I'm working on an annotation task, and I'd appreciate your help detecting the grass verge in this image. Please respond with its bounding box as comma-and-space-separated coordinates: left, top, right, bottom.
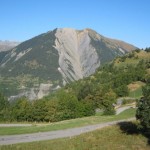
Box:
0, 121, 149, 150
0, 108, 136, 135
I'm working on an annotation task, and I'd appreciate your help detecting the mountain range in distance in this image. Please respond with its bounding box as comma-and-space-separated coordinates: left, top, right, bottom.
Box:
0, 28, 137, 100
0, 40, 20, 52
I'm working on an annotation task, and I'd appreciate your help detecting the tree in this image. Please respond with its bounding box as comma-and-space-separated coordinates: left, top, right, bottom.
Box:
0, 92, 9, 110
80, 95, 95, 116
93, 89, 104, 108
0, 92, 9, 121
145, 47, 150, 52
32, 99, 47, 122
114, 84, 129, 97
57, 90, 80, 120
77, 83, 92, 100
136, 79, 150, 130
102, 89, 117, 115
11, 97, 32, 122
44, 99, 59, 122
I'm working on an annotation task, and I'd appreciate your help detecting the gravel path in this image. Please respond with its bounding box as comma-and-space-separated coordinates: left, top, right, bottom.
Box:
0, 118, 135, 145
116, 106, 133, 115
0, 124, 32, 127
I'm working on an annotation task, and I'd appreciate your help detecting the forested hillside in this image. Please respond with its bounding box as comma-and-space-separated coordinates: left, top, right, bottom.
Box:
0, 49, 149, 122
0, 28, 136, 99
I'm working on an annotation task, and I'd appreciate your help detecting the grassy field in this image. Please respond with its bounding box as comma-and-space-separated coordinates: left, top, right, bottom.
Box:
0, 121, 149, 150
128, 81, 145, 99
129, 87, 143, 98
0, 108, 136, 135
116, 50, 150, 64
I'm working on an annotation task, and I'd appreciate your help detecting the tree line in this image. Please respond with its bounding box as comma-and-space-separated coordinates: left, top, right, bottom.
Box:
0, 91, 95, 122
0, 50, 149, 122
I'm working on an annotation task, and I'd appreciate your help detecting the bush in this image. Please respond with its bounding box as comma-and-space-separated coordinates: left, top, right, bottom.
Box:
103, 107, 116, 115
136, 80, 150, 130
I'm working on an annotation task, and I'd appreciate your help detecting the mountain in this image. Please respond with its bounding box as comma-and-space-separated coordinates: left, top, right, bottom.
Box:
62, 49, 150, 105
1, 49, 149, 123
0, 41, 20, 63
0, 28, 137, 99
0, 40, 19, 52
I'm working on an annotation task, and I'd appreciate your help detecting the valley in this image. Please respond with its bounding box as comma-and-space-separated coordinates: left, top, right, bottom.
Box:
1, 0, 150, 149
0, 28, 149, 149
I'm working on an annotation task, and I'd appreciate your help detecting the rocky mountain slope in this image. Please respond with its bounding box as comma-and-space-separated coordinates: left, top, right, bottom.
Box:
0, 28, 137, 99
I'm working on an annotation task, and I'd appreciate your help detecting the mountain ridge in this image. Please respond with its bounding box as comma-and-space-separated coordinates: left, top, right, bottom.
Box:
0, 28, 137, 99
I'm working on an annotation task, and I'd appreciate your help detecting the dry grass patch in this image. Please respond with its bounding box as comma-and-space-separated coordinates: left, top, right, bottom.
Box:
128, 81, 145, 91
147, 68, 150, 75
137, 51, 150, 59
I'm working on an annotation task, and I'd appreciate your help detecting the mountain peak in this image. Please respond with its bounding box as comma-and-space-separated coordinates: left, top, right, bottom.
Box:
0, 28, 137, 99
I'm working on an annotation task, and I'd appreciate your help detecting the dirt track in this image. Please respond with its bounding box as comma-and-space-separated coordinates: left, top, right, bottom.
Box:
0, 118, 135, 145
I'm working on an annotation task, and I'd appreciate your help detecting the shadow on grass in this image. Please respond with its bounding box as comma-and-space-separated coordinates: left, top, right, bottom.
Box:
117, 121, 150, 145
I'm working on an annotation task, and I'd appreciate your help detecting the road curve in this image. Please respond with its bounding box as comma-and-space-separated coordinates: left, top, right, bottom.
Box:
0, 118, 135, 145
116, 106, 134, 115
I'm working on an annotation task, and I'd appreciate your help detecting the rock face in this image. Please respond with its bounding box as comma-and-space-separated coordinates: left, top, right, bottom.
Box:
0, 28, 137, 100
8, 83, 53, 101
55, 28, 100, 82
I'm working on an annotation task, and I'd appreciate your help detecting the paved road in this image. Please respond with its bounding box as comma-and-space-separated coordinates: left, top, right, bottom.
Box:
0, 118, 135, 145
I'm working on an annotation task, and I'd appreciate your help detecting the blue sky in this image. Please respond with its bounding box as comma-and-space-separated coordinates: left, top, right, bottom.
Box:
0, 0, 150, 48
